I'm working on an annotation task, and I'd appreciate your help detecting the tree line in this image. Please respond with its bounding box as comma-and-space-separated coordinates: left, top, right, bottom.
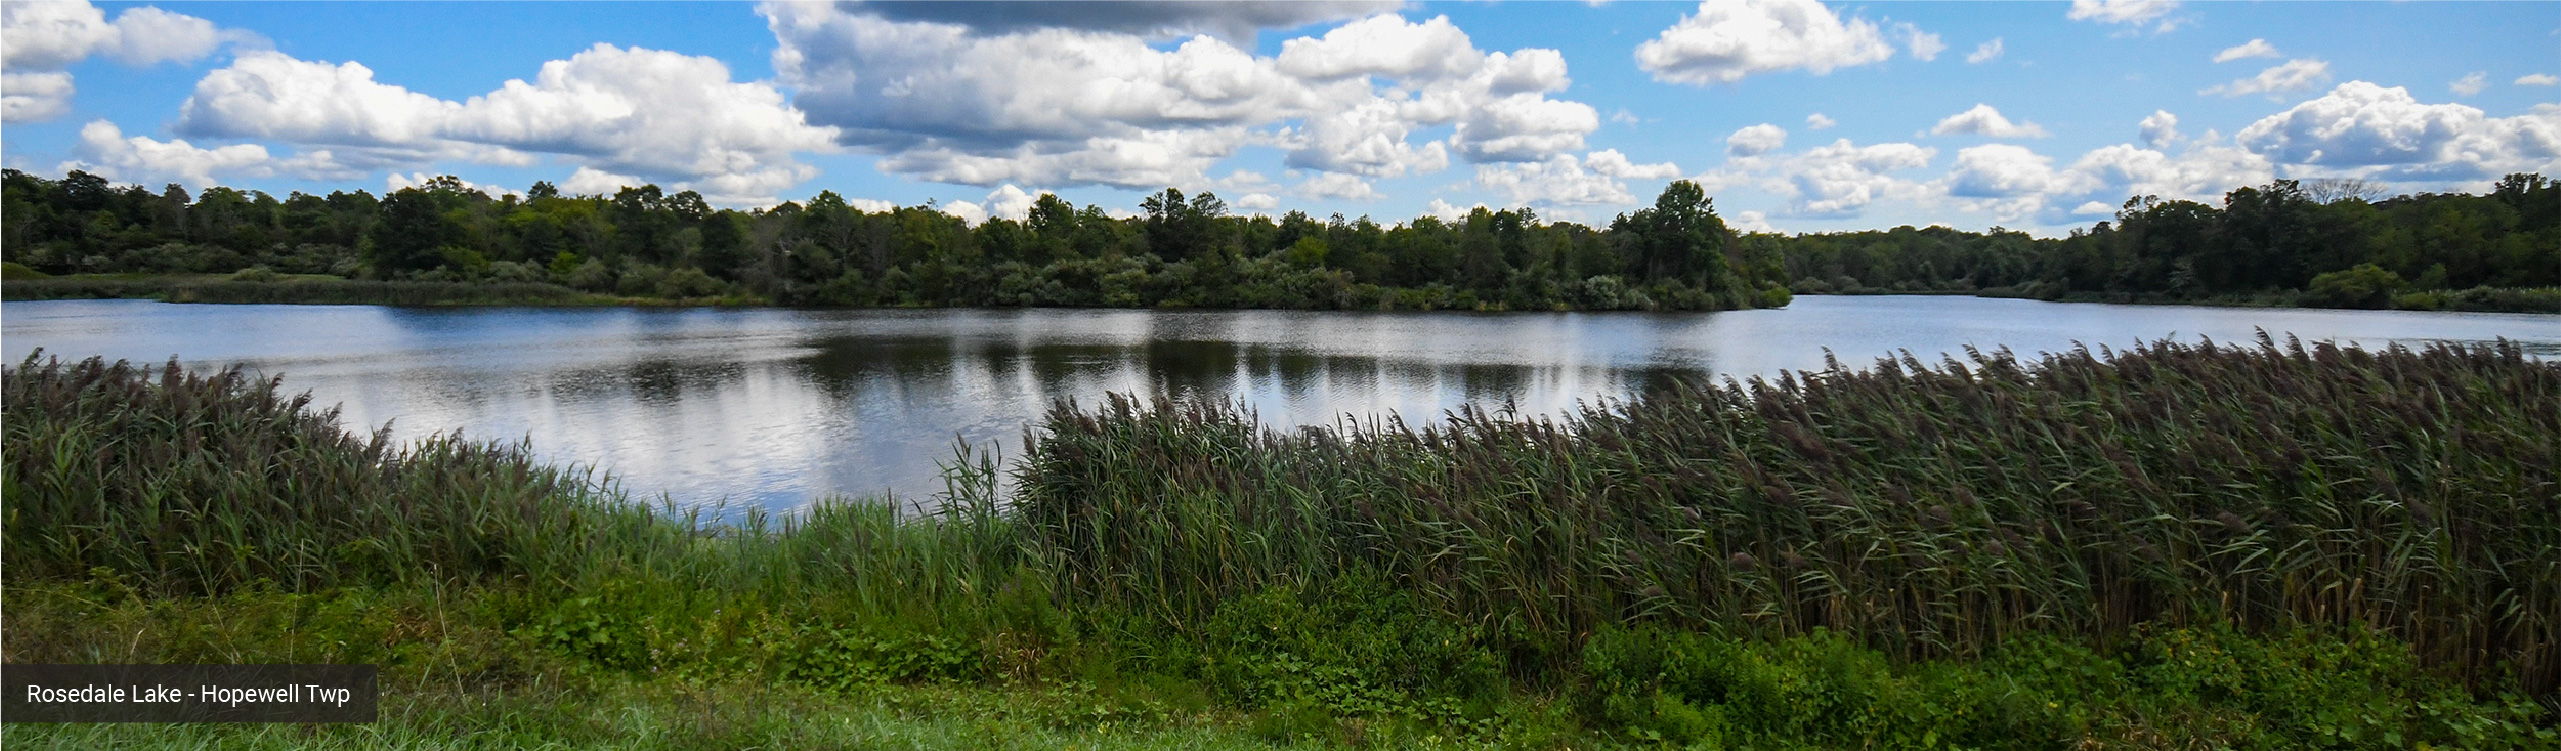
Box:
4, 168, 2553, 312
1781, 174, 2558, 310
0, 170, 1787, 312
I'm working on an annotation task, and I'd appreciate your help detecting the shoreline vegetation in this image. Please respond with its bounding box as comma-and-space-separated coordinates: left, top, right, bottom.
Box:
6, 169, 2558, 314
6, 338, 2557, 748
11, 268, 2561, 316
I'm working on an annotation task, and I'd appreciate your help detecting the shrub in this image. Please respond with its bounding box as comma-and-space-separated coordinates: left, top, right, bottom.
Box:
2305, 263, 2404, 308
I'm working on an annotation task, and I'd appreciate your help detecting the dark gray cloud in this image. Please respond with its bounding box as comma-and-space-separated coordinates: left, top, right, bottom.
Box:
850, 1, 1399, 42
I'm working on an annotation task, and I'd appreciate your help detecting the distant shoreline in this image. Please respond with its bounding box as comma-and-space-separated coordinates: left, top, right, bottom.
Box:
10, 272, 2557, 315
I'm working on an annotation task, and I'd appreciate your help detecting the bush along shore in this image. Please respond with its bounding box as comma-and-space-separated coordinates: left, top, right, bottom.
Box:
4, 339, 2558, 749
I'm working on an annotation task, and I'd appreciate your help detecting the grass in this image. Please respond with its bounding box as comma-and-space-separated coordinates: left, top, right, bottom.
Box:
4, 338, 2557, 747
2, 675, 1312, 750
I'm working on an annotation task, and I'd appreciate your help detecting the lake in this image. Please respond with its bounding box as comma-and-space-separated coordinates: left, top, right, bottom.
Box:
7, 295, 2556, 513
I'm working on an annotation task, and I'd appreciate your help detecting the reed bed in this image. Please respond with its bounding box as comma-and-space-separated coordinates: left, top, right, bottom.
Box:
8, 336, 2556, 702
1015, 335, 2561, 692
0, 350, 1023, 620
1, 352, 674, 593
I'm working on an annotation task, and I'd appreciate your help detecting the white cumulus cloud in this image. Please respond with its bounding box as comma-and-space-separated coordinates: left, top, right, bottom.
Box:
180, 52, 460, 147
2518, 73, 2559, 86
941, 200, 991, 225
445, 44, 840, 202
0, 1, 259, 122
2450, 72, 2489, 97
1805, 112, 1836, 130
947, 186, 1050, 225
1966, 38, 2004, 65
1634, 0, 1899, 85
1, 2, 242, 70
1899, 23, 1945, 62
562, 166, 644, 196
2139, 109, 2181, 148
1585, 149, 1682, 179
1276, 13, 1484, 82
982, 184, 1041, 221
1474, 153, 1639, 207
2, 71, 75, 122
2066, 0, 2183, 33
2202, 58, 2345, 98
1930, 104, 2050, 139
1940, 144, 2095, 220
2068, 138, 2274, 204
2212, 38, 2278, 63
175, 45, 839, 204
1946, 144, 2074, 197
2201, 59, 2331, 99
1297, 172, 1382, 200
1726, 123, 1789, 156
2234, 81, 2561, 182
1922, 135, 2272, 226
55, 119, 354, 189
1452, 90, 1601, 162
848, 1, 1398, 45
1770, 138, 1937, 217
766, 6, 1601, 188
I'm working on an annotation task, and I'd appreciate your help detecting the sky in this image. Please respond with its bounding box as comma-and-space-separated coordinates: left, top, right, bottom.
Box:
2, 0, 2556, 236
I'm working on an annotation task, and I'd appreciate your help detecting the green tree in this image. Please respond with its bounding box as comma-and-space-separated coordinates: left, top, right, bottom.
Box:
369, 188, 460, 274
1625, 180, 1733, 290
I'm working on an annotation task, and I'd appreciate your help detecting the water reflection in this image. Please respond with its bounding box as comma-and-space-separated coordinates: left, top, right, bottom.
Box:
6, 296, 2555, 513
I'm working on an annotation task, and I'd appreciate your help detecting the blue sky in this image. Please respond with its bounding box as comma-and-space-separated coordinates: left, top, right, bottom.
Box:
4, 1, 2555, 235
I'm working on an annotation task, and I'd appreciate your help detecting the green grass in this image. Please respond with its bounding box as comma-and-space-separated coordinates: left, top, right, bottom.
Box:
6, 579, 2550, 750
0, 679, 1315, 751
4, 339, 2557, 748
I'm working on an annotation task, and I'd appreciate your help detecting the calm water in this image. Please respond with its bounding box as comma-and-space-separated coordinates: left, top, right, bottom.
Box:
7, 296, 2556, 513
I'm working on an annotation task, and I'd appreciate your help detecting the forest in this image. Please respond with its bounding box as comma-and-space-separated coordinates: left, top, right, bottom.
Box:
1781, 173, 2561, 311
3, 168, 2555, 312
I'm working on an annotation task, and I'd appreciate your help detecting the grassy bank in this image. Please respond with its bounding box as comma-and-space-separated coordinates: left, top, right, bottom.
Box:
1787, 278, 2561, 314
0, 270, 760, 307
5, 342, 2557, 748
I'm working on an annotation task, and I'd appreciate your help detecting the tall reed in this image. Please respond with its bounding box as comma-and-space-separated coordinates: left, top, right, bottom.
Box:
0, 350, 1028, 620
1, 352, 679, 593
1014, 335, 2561, 692
9, 336, 2554, 695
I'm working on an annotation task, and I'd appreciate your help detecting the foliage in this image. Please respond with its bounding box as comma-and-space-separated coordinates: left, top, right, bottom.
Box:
1, 170, 1774, 312
2304, 263, 2405, 309
1772, 177, 2560, 311
14, 168, 2551, 311
1580, 624, 2558, 750
1191, 572, 1504, 716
